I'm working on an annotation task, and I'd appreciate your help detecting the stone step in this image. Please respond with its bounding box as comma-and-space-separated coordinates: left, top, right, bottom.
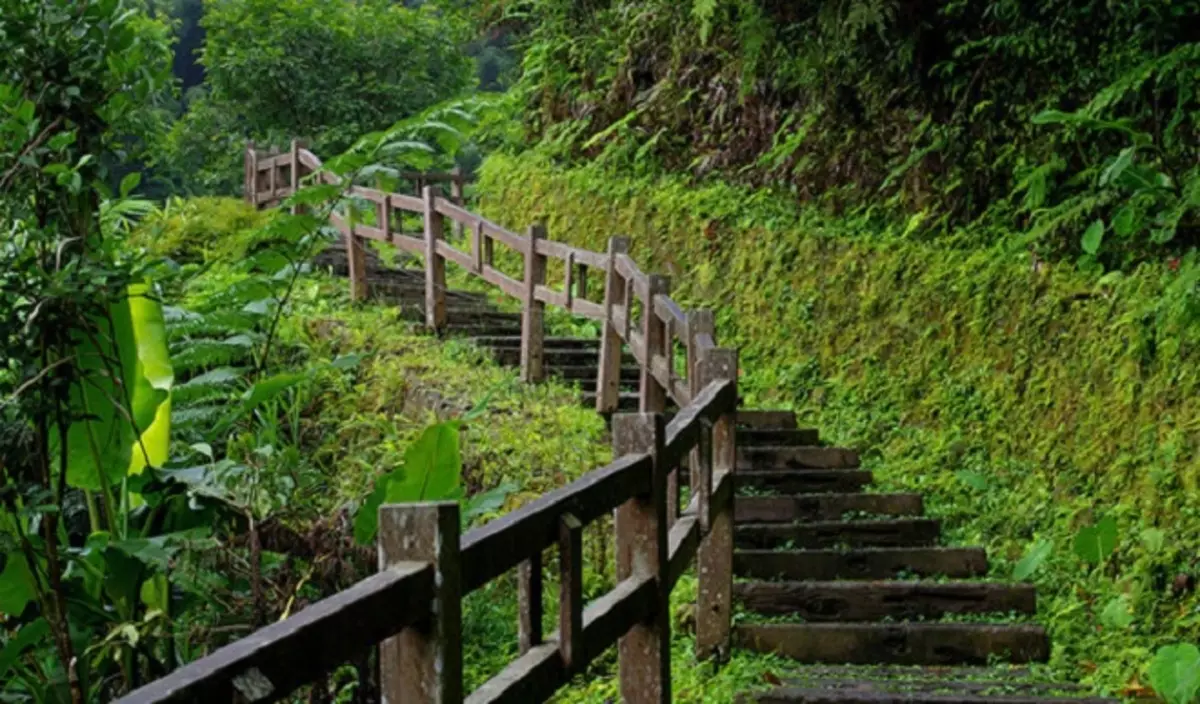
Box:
472, 336, 600, 349
445, 323, 523, 337
738, 428, 821, 446
774, 672, 1099, 700
735, 623, 1050, 665
737, 470, 874, 495
547, 365, 641, 383
739, 446, 861, 470
735, 493, 923, 523
490, 348, 633, 366
734, 581, 1036, 621
737, 410, 797, 429
734, 547, 989, 581
735, 519, 941, 550
751, 686, 1112, 703
398, 309, 519, 325
581, 391, 640, 411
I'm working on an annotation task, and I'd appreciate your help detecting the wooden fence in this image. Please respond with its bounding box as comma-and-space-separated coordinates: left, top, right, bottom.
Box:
117, 144, 741, 703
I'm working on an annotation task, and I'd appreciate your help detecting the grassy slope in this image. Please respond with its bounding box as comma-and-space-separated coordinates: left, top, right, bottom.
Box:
475, 152, 1200, 696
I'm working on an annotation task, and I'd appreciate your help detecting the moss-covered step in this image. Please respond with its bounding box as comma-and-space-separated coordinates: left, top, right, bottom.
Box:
738, 446, 862, 470
734, 493, 923, 523
737, 470, 875, 494
735, 519, 941, 550
738, 428, 822, 446
734, 580, 1036, 621
734, 547, 989, 581
735, 622, 1050, 665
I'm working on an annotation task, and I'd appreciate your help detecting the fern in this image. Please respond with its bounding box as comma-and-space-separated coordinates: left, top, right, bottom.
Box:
692, 0, 718, 45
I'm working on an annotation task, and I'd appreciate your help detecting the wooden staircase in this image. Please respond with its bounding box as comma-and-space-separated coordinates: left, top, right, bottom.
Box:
318, 245, 1109, 703
729, 416, 1112, 702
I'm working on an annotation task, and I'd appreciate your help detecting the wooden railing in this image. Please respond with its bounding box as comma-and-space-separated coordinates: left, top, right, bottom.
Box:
116, 144, 741, 703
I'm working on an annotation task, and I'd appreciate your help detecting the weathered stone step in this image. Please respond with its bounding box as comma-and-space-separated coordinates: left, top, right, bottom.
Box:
473, 336, 599, 349
547, 365, 641, 383
735, 493, 923, 523
398, 309, 520, 325
735, 623, 1050, 665
490, 348, 633, 366
734, 581, 1036, 621
737, 470, 874, 495
778, 674, 1095, 698
739, 446, 861, 470
750, 686, 1112, 703
738, 428, 821, 446
735, 519, 941, 550
737, 410, 797, 429
734, 547, 989, 581
445, 323, 522, 337
581, 391, 640, 411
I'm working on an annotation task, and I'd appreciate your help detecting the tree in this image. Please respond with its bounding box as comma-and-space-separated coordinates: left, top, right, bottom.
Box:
158, 0, 476, 194
0, 1, 175, 699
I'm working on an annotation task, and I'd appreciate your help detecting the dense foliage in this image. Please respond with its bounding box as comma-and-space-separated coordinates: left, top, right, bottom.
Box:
477, 151, 1200, 698
499, 0, 1200, 260
157, 0, 476, 194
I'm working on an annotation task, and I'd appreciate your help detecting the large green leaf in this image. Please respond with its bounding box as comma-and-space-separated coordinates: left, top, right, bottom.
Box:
1073, 516, 1118, 563
1012, 539, 1053, 581
1148, 643, 1200, 704
0, 618, 49, 679
389, 421, 463, 503
0, 552, 36, 616
353, 421, 463, 544
64, 283, 173, 490
242, 371, 307, 412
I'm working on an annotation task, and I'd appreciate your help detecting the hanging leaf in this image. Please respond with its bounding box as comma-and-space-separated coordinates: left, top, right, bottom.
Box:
1013, 539, 1054, 580
0, 552, 37, 616
1081, 219, 1105, 255
1073, 516, 1119, 563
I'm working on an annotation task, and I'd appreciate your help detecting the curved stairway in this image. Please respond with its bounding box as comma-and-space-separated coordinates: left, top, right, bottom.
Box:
319, 247, 1109, 703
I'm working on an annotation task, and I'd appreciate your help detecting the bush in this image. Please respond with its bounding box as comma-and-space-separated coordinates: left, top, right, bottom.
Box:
131, 196, 274, 263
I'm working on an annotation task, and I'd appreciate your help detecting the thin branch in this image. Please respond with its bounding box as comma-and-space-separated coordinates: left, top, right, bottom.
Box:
0, 115, 66, 192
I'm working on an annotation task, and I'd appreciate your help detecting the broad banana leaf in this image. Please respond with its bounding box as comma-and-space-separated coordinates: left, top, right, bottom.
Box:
64, 283, 173, 490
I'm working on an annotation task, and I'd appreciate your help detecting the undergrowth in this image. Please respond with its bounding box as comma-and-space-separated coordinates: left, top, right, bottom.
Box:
477, 151, 1200, 697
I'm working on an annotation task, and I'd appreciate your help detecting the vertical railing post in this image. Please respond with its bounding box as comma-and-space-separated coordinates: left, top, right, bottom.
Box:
245, 141, 258, 206
267, 144, 279, 205
424, 186, 447, 332
613, 413, 670, 704
597, 237, 630, 413
559, 513, 584, 672
378, 501, 463, 703
520, 223, 547, 383
288, 139, 300, 204
345, 218, 369, 302
450, 166, 465, 240
640, 275, 671, 413
517, 552, 543, 654
695, 347, 737, 662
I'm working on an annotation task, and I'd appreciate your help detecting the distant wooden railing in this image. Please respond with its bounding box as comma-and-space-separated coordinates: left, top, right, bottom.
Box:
115, 143, 741, 703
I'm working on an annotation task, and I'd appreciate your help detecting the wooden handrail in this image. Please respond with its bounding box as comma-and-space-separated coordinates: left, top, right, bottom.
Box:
118, 563, 435, 703
215, 141, 743, 704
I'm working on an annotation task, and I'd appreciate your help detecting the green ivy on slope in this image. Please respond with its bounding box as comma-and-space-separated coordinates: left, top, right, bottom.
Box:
476, 151, 1200, 695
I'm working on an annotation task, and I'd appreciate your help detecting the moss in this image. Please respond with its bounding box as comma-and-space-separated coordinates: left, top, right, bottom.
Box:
475, 152, 1200, 694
